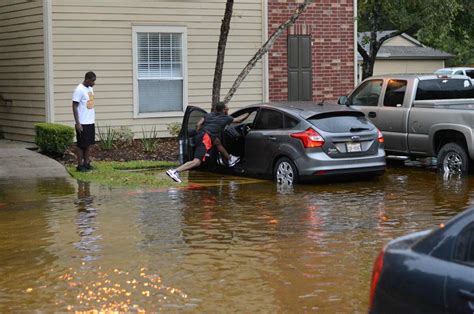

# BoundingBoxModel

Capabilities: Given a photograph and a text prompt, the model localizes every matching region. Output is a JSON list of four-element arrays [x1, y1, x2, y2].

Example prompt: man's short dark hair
[[85, 71, 96, 80], [215, 101, 226, 112]]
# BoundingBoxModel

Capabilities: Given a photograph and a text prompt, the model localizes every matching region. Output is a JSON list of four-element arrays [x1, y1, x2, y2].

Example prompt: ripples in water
[[0, 167, 472, 312]]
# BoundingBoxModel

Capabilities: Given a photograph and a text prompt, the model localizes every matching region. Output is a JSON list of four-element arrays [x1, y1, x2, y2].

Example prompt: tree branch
[[357, 42, 370, 62], [378, 30, 404, 46], [212, 0, 234, 110], [223, 0, 313, 105]]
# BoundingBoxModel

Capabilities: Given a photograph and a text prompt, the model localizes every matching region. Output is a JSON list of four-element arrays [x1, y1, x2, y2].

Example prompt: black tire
[[274, 157, 299, 185], [437, 142, 469, 174]]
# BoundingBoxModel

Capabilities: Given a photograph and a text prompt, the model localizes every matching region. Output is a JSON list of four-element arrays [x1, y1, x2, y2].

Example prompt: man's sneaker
[[228, 155, 240, 167], [76, 165, 90, 172], [84, 163, 94, 170], [166, 169, 182, 183]]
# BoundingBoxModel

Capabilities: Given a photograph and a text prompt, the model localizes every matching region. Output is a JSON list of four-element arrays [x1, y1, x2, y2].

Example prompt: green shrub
[[97, 125, 117, 150], [116, 126, 134, 146], [167, 122, 181, 137], [141, 126, 159, 153], [34, 123, 74, 156]]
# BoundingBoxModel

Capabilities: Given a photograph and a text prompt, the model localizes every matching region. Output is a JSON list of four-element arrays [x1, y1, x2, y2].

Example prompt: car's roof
[[436, 67, 474, 71], [245, 101, 363, 120], [368, 73, 470, 80]]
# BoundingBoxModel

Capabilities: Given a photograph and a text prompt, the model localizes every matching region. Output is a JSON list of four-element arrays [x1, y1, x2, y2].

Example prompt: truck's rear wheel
[[437, 143, 469, 174]]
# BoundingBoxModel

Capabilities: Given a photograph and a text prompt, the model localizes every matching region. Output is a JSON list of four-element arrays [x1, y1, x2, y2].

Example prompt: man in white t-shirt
[[72, 71, 96, 172]]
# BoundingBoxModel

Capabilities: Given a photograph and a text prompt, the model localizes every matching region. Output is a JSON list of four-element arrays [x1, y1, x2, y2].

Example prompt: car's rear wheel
[[274, 157, 299, 185], [437, 142, 469, 174]]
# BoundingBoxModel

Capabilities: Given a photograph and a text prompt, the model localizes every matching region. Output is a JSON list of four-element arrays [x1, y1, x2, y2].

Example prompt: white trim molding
[[132, 25, 188, 119], [43, 0, 54, 122], [262, 0, 269, 102], [354, 0, 358, 87]]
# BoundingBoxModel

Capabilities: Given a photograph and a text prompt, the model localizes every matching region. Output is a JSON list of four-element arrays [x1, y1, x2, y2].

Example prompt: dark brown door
[[288, 35, 312, 101]]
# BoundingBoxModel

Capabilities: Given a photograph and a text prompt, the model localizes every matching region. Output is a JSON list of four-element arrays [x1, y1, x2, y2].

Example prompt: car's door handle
[[459, 289, 474, 300], [368, 112, 377, 118], [267, 136, 277, 141]]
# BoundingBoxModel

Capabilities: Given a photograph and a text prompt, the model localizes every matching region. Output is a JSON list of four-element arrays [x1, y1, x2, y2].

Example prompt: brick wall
[[268, 0, 355, 102]]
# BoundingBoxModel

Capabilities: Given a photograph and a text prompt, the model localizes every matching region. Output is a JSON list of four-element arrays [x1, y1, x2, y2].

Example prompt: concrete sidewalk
[[0, 139, 69, 179]]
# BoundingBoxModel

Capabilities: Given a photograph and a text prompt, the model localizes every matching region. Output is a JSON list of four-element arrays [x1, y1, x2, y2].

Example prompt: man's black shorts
[[193, 131, 212, 161], [76, 123, 95, 149]]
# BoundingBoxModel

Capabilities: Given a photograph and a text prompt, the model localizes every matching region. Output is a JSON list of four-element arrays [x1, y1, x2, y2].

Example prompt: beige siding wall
[[384, 36, 416, 47], [0, 0, 45, 142], [52, 0, 264, 138], [374, 60, 445, 75]]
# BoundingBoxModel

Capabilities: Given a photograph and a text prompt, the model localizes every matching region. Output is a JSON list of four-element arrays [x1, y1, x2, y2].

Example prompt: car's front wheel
[[437, 142, 469, 174], [274, 157, 299, 185]]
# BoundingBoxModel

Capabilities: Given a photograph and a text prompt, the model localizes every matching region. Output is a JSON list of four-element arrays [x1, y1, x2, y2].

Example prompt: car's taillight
[[377, 129, 384, 143], [291, 128, 325, 148], [369, 248, 385, 311]]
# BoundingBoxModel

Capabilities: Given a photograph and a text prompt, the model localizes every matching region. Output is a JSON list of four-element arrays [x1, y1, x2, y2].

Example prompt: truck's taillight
[[291, 128, 325, 148], [377, 130, 384, 143], [369, 248, 385, 311]]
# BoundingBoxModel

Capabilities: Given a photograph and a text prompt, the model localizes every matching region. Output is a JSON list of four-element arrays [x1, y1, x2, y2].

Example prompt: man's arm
[[232, 112, 250, 124], [196, 117, 205, 131], [72, 101, 82, 133]]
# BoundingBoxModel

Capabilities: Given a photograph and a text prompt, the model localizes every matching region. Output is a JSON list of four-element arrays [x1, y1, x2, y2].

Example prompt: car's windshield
[[435, 69, 454, 75]]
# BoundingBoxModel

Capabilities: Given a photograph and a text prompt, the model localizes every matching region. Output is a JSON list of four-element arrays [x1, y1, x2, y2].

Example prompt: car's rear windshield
[[416, 79, 474, 100], [307, 113, 374, 133]]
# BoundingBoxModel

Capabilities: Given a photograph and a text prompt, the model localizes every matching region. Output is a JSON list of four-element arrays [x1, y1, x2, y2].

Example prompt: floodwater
[[0, 161, 472, 313]]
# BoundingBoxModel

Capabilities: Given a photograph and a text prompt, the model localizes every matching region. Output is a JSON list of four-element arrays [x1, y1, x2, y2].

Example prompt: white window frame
[[132, 25, 188, 118]]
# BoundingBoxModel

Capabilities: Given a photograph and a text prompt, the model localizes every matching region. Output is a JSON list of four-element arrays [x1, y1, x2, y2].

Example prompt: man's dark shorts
[[193, 131, 212, 161], [76, 123, 95, 149]]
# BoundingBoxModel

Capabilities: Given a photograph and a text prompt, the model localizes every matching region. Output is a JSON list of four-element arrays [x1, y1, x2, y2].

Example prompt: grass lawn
[[67, 160, 180, 187]]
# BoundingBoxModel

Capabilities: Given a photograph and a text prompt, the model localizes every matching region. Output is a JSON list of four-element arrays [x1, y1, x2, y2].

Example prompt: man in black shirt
[[166, 102, 249, 183]]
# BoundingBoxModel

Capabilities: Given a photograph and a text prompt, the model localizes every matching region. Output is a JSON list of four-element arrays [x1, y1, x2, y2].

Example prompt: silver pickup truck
[[338, 74, 474, 173]]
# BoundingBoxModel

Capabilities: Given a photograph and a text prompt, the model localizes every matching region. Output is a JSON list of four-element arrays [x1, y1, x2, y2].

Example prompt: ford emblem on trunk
[[351, 135, 360, 141]]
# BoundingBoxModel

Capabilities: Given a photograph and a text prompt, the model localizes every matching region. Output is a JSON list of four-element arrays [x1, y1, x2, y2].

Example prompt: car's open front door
[[178, 106, 207, 163]]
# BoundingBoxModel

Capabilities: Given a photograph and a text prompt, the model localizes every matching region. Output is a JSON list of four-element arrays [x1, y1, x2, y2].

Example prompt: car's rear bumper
[[294, 149, 386, 177]]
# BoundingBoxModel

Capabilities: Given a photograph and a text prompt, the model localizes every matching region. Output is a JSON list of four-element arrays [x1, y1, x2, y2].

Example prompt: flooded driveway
[[0, 162, 472, 312]]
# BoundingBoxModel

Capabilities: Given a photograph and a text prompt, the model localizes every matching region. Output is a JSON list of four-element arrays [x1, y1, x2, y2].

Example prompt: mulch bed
[[57, 137, 180, 165]]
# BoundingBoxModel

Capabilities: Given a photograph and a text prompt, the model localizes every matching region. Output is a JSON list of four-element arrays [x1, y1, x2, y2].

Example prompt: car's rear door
[[178, 106, 207, 163], [244, 108, 282, 173], [245, 108, 298, 174], [445, 222, 474, 313]]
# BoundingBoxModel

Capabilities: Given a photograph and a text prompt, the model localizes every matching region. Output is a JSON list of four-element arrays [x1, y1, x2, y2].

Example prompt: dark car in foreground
[[369, 208, 474, 313], [179, 102, 385, 185]]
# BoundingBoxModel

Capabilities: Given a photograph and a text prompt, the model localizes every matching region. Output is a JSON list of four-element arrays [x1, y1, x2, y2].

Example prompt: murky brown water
[[0, 161, 472, 312]]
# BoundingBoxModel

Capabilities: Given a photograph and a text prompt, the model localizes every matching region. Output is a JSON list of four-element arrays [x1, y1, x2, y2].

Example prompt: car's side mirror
[[338, 96, 349, 106]]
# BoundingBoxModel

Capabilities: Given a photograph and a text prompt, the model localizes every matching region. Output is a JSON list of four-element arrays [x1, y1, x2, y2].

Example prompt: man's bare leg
[[213, 138, 230, 161], [84, 145, 93, 165], [175, 158, 202, 172], [75, 146, 84, 167]]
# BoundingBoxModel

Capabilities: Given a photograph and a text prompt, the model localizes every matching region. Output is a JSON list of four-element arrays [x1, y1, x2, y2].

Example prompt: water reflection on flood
[[0, 164, 473, 312]]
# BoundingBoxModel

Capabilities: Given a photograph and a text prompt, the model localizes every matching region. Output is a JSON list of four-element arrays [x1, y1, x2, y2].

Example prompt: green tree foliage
[[417, 0, 474, 66], [358, 0, 460, 79]]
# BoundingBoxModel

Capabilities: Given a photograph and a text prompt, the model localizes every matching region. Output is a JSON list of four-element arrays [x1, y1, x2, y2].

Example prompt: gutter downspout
[[262, 0, 269, 102], [43, 0, 54, 122], [353, 0, 358, 86]]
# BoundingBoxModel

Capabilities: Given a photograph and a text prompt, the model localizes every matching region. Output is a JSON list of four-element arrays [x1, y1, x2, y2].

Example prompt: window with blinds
[[134, 27, 185, 114]]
